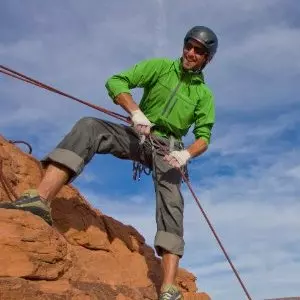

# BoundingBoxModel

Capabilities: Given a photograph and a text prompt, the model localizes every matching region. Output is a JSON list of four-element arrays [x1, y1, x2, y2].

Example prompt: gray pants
[[42, 117, 185, 257]]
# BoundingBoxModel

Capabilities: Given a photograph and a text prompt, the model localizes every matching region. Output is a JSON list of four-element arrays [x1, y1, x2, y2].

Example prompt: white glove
[[131, 109, 152, 135], [163, 150, 191, 168]]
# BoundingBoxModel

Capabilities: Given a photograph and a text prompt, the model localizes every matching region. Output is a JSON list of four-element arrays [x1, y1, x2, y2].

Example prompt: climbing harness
[[132, 135, 152, 181], [0, 65, 253, 300], [132, 161, 151, 181]]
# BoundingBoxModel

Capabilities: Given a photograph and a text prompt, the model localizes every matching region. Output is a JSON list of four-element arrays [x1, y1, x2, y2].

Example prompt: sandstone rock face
[[0, 209, 71, 280], [0, 135, 210, 299]]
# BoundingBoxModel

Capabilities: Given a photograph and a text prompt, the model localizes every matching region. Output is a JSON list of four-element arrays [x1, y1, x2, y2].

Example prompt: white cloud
[[286, 165, 300, 180]]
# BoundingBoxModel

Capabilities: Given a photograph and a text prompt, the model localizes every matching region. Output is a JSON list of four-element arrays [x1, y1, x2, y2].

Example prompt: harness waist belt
[[151, 125, 181, 141]]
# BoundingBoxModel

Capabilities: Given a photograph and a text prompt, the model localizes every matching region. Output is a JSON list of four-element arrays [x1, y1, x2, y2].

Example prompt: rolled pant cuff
[[41, 148, 84, 176], [154, 231, 184, 257]]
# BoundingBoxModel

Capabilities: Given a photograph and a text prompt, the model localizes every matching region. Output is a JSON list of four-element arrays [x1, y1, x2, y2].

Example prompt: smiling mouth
[[185, 58, 195, 64], [183, 55, 194, 61]]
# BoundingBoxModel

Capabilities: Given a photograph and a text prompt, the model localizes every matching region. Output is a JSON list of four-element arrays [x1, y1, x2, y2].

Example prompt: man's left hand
[[163, 150, 191, 168]]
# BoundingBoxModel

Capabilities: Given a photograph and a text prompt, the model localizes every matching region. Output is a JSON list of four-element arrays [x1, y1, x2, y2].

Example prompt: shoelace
[[160, 292, 173, 300], [160, 287, 181, 300]]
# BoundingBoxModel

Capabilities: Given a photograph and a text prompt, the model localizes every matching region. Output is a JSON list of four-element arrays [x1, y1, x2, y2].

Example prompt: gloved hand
[[131, 109, 152, 135], [163, 149, 191, 168]]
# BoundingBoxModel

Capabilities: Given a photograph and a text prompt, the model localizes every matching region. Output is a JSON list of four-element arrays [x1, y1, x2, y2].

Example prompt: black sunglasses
[[184, 41, 208, 56]]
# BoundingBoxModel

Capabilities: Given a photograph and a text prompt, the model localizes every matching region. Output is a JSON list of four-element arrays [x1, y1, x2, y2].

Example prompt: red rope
[[182, 173, 253, 299], [0, 65, 130, 123], [0, 65, 253, 300]]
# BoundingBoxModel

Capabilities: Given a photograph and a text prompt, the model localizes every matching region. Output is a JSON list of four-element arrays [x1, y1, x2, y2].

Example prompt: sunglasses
[[184, 41, 208, 56]]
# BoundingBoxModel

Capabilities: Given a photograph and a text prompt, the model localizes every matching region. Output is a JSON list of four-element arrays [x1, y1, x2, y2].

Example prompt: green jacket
[[105, 58, 215, 144]]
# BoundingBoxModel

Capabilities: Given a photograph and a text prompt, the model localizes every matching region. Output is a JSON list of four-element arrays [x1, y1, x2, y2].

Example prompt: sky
[[1, 0, 300, 299]]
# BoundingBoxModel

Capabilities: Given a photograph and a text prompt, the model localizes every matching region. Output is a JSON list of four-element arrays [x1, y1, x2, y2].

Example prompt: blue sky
[[1, 1, 300, 299]]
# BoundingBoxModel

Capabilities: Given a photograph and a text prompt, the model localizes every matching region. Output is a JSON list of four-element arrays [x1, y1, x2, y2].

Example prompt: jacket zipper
[[162, 76, 183, 117]]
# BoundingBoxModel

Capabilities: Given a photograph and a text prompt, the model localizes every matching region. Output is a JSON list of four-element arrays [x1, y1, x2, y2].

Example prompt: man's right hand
[[130, 109, 152, 135], [114, 93, 152, 135]]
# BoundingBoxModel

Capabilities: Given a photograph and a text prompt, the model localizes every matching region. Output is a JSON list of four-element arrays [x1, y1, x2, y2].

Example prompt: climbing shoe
[[159, 284, 183, 300], [0, 189, 52, 225]]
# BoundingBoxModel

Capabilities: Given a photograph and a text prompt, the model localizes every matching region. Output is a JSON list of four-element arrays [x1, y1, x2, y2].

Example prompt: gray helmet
[[184, 26, 218, 60]]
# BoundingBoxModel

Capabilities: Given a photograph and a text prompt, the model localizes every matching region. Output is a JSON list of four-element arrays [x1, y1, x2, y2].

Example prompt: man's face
[[182, 39, 209, 71]]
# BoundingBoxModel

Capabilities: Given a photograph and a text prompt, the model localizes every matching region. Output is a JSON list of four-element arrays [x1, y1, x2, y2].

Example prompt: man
[[0, 26, 218, 300]]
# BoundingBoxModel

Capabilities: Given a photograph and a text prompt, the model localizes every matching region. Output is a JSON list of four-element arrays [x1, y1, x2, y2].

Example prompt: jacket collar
[[174, 58, 205, 83]]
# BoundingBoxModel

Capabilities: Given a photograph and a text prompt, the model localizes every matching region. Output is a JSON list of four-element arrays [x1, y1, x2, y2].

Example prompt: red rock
[[0, 135, 211, 299]]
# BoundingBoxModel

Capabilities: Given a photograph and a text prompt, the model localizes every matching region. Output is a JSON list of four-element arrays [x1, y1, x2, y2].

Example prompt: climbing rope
[[0, 65, 129, 124], [8, 140, 33, 154], [0, 65, 253, 300]]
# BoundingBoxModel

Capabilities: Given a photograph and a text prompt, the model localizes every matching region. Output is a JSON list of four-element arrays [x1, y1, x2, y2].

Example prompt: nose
[[185, 48, 196, 60], [184, 43, 197, 57]]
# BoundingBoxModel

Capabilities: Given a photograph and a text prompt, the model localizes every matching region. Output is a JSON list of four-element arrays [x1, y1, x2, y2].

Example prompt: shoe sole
[[0, 203, 52, 225]]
